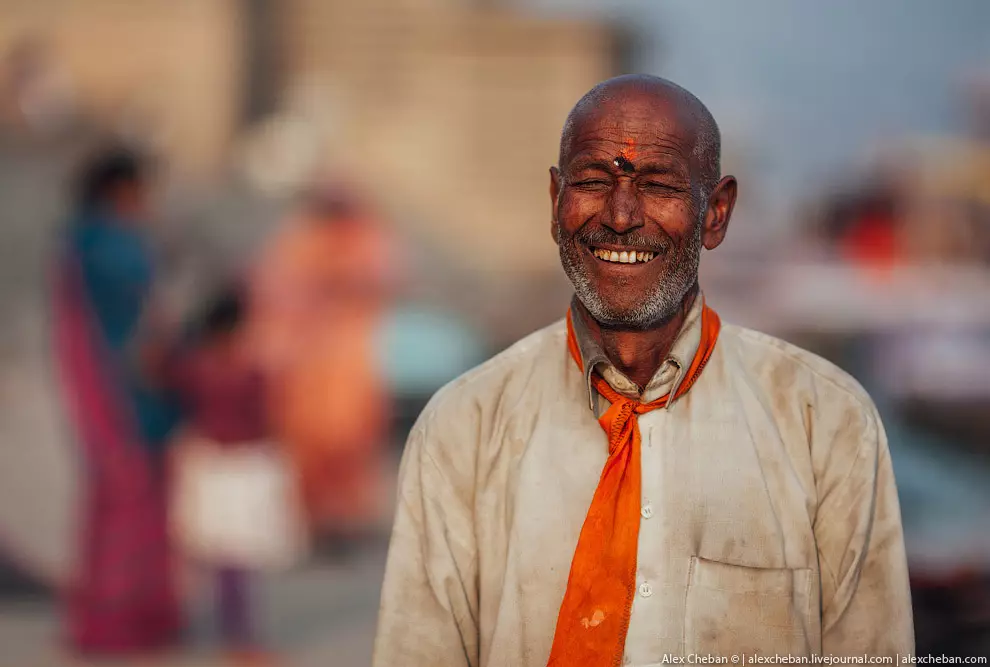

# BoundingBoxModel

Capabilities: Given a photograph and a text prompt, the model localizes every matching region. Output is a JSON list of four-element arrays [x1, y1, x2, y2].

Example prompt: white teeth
[[592, 248, 655, 263]]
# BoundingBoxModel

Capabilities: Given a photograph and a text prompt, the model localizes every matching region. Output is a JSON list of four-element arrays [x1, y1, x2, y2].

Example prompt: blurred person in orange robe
[[247, 184, 400, 547]]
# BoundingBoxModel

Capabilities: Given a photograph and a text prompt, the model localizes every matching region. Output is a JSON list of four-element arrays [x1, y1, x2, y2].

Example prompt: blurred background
[[1, 0, 989, 664]]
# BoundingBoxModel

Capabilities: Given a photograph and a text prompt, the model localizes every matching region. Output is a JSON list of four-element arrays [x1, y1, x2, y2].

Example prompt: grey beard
[[557, 220, 702, 330]]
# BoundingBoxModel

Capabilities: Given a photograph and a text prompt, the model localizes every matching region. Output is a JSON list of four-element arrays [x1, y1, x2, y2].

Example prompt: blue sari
[[67, 211, 179, 449]]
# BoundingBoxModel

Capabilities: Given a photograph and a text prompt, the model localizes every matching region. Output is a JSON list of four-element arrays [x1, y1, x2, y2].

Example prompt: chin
[[588, 288, 686, 329], [595, 290, 651, 316], [583, 300, 653, 330]]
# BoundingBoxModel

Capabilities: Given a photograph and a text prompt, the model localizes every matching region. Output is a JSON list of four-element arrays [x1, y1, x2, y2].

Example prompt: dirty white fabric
[[373, 293, 914, 666]]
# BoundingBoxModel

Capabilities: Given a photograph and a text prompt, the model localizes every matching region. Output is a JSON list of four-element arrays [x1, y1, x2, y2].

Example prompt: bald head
[[559, 74, 721, 198], [550, 74, 737, 329]]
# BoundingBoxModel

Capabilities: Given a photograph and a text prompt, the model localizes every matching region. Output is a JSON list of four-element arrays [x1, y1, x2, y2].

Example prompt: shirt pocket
[[683, 556, 814, 658]]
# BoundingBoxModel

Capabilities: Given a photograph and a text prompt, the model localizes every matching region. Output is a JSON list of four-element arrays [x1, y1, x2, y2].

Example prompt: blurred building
[[270, 0, 622, 342], [0, 0, 244, 172], [277, 0, 616, 275], [1, 0, 622, 343]]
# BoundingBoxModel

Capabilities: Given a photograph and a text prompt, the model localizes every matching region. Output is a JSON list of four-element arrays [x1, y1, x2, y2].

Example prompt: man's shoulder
[[418, 317, 568, 423], [720, 322, 876, 413]]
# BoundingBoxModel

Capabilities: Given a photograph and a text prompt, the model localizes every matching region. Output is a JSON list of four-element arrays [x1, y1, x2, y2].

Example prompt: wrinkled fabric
[[373, 293, 914, 667]]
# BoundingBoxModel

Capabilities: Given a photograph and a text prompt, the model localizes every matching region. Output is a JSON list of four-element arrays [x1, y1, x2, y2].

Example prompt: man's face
[[551, 96, 711, 330]]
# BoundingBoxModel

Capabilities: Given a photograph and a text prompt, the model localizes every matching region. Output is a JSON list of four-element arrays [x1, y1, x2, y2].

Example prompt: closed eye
[[573, 180, 610, 191], [639, 181, 686, 194]]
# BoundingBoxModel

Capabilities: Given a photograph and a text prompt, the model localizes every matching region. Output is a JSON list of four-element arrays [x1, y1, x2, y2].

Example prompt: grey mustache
[[574, 229, 669, 252]]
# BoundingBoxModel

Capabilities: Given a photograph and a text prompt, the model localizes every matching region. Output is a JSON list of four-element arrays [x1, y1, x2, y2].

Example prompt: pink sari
[[51, 249, 180, 654]]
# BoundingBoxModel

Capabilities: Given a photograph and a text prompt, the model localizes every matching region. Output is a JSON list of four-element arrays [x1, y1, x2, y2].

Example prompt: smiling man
[[372, 75, 914, 666]]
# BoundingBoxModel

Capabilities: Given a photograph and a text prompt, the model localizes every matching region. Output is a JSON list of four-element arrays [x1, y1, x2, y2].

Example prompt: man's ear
[[702, 175, 737, 250], [550, 166, 562, 244]]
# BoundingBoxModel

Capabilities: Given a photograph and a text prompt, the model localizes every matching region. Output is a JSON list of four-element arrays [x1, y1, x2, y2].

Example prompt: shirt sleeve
[[814, 401, 915, 656], [372, 411, 480, 667]]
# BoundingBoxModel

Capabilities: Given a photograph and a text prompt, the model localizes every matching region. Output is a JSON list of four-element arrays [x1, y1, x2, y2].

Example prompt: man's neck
[[576, 285, 698, 389]]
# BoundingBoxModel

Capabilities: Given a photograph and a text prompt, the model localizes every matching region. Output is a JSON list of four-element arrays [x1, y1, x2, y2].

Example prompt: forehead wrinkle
[[563, 95, 703, 158], [585, 99, 695, 130], [567, 138, 691, 170], [568, 126, 693, 158], [573, 121, 686, 141], [570, 127, 702, 186]]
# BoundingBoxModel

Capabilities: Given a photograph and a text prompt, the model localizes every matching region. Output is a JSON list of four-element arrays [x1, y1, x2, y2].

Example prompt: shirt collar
[[569, 292, 706, 412]]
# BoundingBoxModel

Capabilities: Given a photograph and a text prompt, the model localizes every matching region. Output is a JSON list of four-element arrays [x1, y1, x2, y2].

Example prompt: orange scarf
[[547, 304, 721, 666]]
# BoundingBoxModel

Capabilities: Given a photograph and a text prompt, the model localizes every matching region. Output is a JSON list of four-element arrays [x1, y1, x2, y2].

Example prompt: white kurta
[[373, 294, 914, 666]]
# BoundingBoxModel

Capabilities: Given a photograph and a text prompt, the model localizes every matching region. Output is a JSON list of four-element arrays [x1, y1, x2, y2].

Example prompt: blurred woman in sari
[[51, 147, 181, 655], [248, 185, 399, 544]]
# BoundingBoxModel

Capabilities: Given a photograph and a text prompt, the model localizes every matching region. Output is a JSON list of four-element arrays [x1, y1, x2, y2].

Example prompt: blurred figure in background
[[812, 180, 906, 282], [167, 286, 300, 666], [836, 187, 902, 273], [50, 146, 182, 655], [0, 35, 76, 139], [248, 184, 399, 550]]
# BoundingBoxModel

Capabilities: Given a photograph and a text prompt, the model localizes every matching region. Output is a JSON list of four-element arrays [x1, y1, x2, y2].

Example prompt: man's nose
[[605, 179, 643, 234]]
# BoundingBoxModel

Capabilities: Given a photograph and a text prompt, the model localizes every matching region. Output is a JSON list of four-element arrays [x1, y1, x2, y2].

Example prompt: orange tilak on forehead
[[613, 137, 638, 173], [619, 137, 638, 161]]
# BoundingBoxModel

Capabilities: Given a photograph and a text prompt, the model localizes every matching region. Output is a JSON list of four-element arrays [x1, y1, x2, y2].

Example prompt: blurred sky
[[523, 0, 990, 233]]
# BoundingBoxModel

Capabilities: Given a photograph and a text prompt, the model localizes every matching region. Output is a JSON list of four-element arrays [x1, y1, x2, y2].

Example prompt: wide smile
[[585, 244, 658, 265]]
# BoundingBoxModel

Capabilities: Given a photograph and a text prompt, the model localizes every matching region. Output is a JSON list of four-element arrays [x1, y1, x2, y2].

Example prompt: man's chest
[[490, 406, 817, 565], [474, 404, 822, 662]]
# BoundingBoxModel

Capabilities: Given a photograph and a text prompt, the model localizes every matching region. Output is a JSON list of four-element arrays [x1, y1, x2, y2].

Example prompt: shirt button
[[639, 581, 653, 598], [641, 504, 653, 519]]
